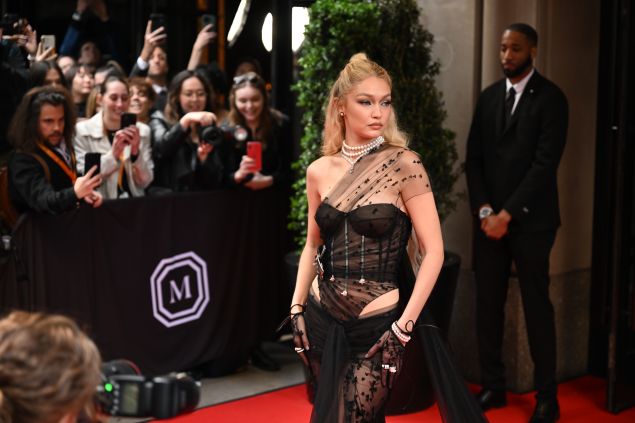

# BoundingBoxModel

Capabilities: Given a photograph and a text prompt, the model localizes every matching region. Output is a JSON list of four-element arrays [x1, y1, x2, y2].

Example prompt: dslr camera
[[198, 123, 249, 147], [96, 360, 200, 419]]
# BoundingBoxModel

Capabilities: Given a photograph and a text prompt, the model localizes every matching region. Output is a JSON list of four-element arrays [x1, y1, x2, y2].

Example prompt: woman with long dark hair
[[74, 75, 153, 199], [29, 60, 66, 89], [64, 64, 95, 119], [150, 69, 222, 192]]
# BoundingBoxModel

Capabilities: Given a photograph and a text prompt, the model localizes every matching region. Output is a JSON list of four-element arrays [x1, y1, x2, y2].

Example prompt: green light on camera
[[104, 382, 113, 392]]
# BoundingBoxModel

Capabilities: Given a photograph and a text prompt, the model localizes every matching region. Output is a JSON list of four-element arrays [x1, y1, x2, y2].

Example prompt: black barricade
[[1, 189, 291, 375]]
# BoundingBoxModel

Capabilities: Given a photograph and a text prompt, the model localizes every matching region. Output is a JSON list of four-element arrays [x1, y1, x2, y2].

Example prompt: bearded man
[[465, 23, 569, 423], [8, 86, 103, 215]]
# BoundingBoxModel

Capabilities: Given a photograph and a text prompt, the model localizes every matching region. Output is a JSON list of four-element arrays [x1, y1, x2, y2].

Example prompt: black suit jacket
[[465, 70, 568, 232], [8, 147, 78, 214]]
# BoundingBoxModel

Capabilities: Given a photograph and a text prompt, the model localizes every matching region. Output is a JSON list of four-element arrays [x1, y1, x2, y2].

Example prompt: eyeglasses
[[233, 73, 262, 86]]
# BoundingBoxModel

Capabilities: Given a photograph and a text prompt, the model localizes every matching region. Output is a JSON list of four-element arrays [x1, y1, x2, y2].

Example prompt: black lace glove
[[365, 330, 405, 388], [291, 313, 310, 367]]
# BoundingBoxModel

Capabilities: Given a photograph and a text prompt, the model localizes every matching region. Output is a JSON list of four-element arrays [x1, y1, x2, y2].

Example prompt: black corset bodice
[[314, 202, 412, 321]]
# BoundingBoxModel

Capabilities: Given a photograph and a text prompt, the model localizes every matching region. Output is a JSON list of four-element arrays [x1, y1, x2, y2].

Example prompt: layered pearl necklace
[[340, 136, 385, 173]]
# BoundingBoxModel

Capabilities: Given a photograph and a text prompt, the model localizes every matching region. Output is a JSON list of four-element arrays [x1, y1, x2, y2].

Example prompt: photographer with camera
[[74, 74, 154, 199], [0, 311, 102, 423], [151, 69, 223, 192]]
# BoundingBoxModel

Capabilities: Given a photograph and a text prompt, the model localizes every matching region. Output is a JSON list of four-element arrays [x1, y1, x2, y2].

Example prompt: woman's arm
[[187, 25, 216, 70], [398, 192, 445, 330], [290, 162, 323, 315]]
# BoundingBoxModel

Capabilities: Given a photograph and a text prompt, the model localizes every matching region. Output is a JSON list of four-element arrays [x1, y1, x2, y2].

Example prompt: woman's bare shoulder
[[307, 155, 338, 176]]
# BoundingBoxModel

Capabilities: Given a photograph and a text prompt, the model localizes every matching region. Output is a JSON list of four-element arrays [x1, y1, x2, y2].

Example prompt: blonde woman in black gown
[[289, 53, 445, 422]]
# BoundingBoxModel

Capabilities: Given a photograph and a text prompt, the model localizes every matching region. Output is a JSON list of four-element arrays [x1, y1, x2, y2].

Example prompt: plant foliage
[[289, 0, 460, 248]]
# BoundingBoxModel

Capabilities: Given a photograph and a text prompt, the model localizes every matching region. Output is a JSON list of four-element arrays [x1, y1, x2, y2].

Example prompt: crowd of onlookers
[[0, 0, 292, 378], [0, 0, 291, 223]]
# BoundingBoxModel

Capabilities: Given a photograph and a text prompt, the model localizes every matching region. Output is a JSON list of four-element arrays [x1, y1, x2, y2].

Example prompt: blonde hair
[[322, 53, 408, 156], [0, 312, 102, 423]]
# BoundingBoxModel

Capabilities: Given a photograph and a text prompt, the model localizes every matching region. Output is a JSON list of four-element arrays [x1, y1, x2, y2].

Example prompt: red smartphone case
[[247, 141, 262, 173]]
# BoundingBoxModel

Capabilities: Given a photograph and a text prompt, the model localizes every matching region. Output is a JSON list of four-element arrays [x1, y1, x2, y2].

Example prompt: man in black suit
[[465, 23, 568, 423]]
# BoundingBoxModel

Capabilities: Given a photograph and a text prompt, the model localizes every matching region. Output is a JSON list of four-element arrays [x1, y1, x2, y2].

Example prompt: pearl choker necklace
[[341, 136, 385, 173]]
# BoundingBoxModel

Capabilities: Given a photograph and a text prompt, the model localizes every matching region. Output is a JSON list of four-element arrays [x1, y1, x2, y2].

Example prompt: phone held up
[[84, 152, 101, 176], [41, 34, 56, 52], [120, 113, 137, 129], [150, 13, 166, 33], [246, 141, 262, 173], [201, 14, 216, 31]]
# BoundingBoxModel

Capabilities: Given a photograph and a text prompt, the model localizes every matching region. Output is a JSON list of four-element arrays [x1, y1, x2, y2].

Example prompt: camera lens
[[199, 125, 224, 147]]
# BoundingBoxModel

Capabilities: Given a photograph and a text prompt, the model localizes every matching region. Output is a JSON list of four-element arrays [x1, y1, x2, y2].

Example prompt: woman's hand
[[365, 330, 405, 388], [112, 126, 140, 158], [139, 20, 166, 61], [23, 23, 37, 56], [35, 41, 56, 62], [233, 155, 254, 183], [192, 25, 217, 53], [197, 142, 214, 162], [90, 0, 109, 22], [244, 172, 273, 190], [179, 111, 216, 131], [188, 25, 217, 70], [123, 126, 141, 155], [74, 166, 102, 202], [291, 313, 310, 367]]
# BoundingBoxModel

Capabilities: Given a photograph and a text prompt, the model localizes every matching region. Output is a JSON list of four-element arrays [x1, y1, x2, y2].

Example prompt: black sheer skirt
[[305, 294, 399, 423]]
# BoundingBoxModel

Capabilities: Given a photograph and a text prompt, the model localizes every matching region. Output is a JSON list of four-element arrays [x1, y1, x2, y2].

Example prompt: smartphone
[[150, 13, 166, 32], [120, 112, 137, 129], [41, 34, 56, 51], [201, 14, 216, 31], [246, 141, 262, 173], [84, 152, 101, 176]]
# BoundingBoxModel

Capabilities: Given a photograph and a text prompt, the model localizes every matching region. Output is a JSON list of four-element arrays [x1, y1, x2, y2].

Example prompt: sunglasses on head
[[233, 73, 262, 86]]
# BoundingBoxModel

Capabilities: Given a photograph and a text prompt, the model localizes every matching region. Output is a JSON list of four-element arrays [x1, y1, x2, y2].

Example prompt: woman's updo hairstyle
[[322, 53, 408, 156]]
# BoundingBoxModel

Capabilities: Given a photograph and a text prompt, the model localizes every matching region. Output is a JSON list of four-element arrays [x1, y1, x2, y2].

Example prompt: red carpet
[[159, 376, 635, 422]]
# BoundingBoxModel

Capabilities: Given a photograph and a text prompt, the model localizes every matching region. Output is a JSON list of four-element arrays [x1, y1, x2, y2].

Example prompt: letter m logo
[[150, 252, 210, 328]]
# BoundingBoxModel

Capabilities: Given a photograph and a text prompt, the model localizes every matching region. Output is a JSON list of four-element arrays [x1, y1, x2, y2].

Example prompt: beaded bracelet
[[394, 320, 414, 336], [391, 321, 412, 344]]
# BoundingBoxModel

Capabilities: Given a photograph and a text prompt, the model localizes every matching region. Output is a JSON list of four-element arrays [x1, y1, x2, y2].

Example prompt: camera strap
[[36, 142, 77, 183]]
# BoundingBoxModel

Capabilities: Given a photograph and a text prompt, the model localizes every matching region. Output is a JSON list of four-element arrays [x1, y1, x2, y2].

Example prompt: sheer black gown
[[304, 146, 430, 422], [303, 145, 488, 423]]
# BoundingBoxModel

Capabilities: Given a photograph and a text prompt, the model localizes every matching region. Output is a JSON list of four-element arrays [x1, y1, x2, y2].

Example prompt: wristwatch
[[479, 206, 494, 220]]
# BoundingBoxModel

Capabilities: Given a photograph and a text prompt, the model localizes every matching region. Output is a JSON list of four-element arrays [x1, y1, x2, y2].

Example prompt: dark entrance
[[590, 0, 635, 413]]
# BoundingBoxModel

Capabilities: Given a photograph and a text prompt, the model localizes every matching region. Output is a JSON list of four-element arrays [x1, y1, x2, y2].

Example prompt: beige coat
[[74, 112, 154, 199]]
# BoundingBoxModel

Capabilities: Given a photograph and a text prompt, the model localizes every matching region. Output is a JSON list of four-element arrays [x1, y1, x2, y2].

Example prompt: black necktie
[[505, 87, 516, 123]]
